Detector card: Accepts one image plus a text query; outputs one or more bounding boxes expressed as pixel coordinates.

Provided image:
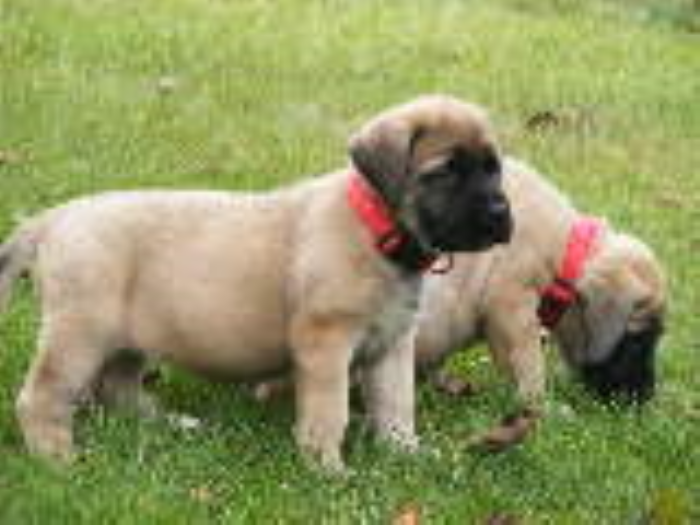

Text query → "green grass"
[1,0,699,522]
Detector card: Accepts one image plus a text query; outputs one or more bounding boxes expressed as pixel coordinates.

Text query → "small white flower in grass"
[552,401,575,420]
[0,150,23,165]
[167,413,202,431]
[156,76,178,95]
[189,486,215,504]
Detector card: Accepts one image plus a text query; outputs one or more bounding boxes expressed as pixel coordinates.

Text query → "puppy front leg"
[363,330,418,452]
[509,340,546,411]
[474,298,544,451]
[485,292,546,410]
[489,327,545,411]
[291,316,356,471]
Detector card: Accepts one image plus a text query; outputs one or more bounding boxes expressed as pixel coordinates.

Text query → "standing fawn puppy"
[0,95,512,469]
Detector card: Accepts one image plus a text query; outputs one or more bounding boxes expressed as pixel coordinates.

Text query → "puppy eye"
[632,296,658,317]
[628,315,664,336]
[482,152,501,174]
[422,168,454,184]
[628,296,665,333]
[633,298,649,312]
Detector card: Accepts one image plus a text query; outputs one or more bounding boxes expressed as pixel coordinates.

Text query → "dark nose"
[487,196,513,243]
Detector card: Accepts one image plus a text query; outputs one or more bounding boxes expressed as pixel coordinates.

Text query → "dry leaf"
[394,504,420,525]
[524,107,597,133]
[645,489,689,524]
[484,513,521,525]
[156,76,178,94]
[469,409,540,453]
[189,486,215,504]
[0,150,22,165]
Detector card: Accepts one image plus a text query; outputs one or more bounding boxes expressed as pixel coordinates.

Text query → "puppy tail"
[0,215,46,315]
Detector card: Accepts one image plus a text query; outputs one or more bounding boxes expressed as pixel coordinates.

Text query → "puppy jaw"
[348,95,511,253]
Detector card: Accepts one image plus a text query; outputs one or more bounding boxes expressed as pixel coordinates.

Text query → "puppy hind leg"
[94,351,158,418]
[471,305,544,452]
[429,367,479,397]
[16,320,113,462]
[415,335,479,397]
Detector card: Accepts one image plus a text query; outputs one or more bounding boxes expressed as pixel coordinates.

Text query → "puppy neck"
[345,171,441,273]
[537,216,606,329]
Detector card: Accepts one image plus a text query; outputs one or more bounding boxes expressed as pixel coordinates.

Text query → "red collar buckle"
[376,229,404,254]
[538,279,578,329]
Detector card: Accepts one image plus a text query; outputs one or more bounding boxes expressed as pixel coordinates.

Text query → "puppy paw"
[376,423,420,454]
[294,423,345,473]
[302,446,346,474]
[468,409,539,453]
[432,371,479,397]
[24,426,76,463]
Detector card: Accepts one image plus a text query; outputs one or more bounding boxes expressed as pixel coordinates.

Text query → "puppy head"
[349,95,512,253]
[554,233,666,403]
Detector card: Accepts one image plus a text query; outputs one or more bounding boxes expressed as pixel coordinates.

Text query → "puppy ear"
[577,238,659,362]
[348,117,423,207]
[579,273,637,363]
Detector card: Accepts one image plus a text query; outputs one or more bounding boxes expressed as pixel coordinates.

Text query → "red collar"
[537,217,604,329]
[346,172,452,273]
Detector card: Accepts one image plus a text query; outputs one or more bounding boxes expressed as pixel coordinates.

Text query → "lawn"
[1,0,699,522]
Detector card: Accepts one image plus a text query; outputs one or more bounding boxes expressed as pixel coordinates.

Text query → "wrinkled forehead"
[404,102,496,166]
[413,131,497,171]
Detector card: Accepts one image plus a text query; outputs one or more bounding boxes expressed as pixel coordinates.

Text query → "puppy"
[416,158,666,448]
[0,95,512,469]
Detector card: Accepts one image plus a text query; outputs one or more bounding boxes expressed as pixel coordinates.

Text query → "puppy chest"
[355,279,421,364]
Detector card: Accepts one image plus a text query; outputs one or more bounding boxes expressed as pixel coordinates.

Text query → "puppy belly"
[164,342,290,380]
[129,307,289,379]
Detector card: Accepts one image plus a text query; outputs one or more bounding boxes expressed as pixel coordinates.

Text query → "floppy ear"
[578,255,655,363]
[348,117,423,208]
[580,277,635,363]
